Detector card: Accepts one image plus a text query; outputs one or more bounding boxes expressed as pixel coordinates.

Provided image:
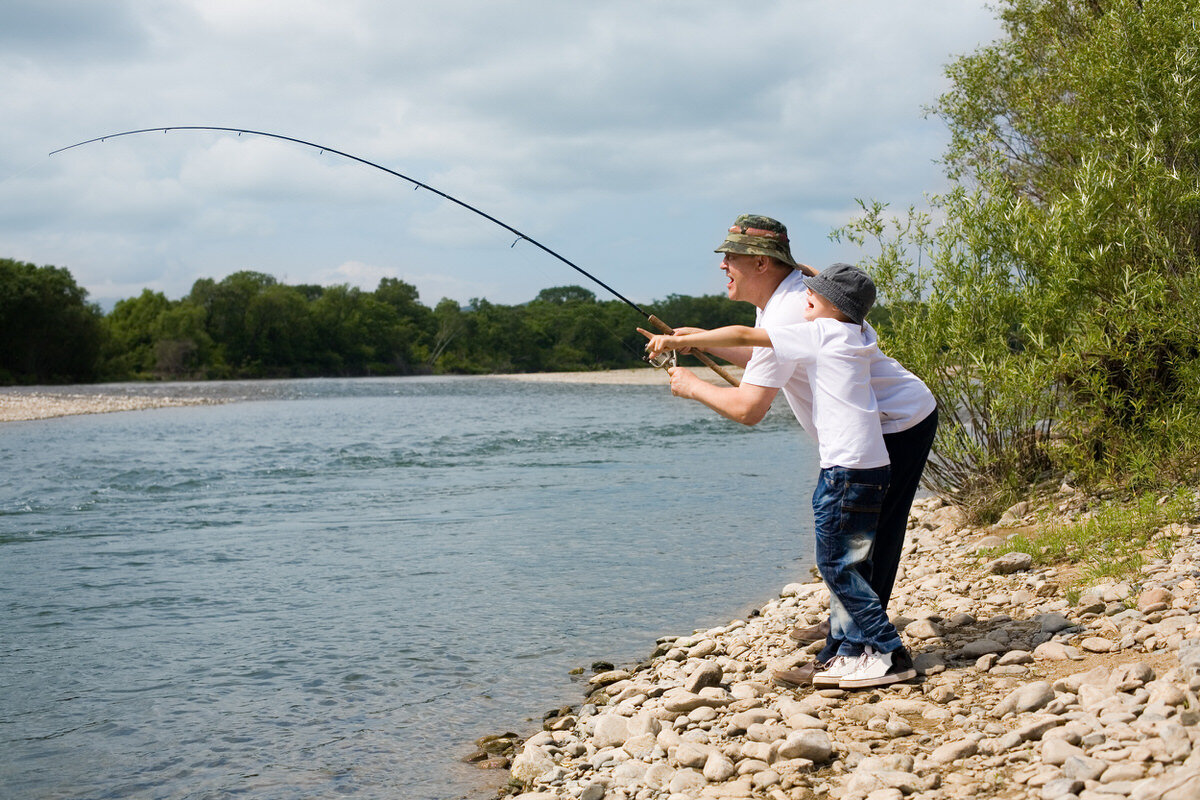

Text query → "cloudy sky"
[0,1,1001,310]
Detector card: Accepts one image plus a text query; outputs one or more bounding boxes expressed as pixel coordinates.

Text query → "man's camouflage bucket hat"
[715,214,810,273]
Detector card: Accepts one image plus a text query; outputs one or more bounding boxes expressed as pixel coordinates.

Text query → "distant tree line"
[0,258,756,384]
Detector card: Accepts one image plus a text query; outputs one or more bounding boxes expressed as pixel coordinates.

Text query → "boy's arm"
[669,326,754,368]
[639,325,771,355]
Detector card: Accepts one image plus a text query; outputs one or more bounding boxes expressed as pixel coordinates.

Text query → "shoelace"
[842,651,871,676]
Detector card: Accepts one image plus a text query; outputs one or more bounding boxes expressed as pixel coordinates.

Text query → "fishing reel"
[644,348,677,370]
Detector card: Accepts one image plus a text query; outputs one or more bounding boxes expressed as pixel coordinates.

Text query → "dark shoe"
[771,660,827,688]
[838,646,917,689]
[788,619,830,642]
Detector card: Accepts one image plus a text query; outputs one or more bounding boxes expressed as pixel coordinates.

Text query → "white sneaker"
[812,653,866,688]
[839,646,917,689]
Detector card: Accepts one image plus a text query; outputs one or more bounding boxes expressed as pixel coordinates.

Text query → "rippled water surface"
[0,376,817,799]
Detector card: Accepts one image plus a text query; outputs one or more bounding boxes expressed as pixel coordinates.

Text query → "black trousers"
[817,407,938,661]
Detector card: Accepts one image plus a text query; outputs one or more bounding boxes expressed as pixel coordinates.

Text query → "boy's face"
[803,288,841,322]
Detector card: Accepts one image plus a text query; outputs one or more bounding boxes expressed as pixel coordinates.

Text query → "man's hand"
[666,366,705,399]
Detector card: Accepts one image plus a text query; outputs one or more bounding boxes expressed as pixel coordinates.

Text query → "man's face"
[720,252,760,302]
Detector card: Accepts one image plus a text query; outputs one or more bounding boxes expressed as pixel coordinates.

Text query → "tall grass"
[989,489,1197,589]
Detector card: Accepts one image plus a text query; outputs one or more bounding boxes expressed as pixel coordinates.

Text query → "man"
[657,214,938,686]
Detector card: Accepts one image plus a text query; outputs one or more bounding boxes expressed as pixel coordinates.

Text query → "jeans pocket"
[840,481,885,514]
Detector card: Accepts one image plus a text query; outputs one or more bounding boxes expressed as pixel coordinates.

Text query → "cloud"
[318,259,398,289]
[0,1,1002,306]
[0,0,150,60]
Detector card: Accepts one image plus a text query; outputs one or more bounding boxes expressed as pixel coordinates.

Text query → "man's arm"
[667,367,778,426]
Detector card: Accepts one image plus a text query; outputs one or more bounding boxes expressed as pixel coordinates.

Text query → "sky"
[0,1,1003,310]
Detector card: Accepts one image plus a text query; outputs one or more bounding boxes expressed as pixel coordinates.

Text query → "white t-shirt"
[742,269,937,439]
[765,319,890,470]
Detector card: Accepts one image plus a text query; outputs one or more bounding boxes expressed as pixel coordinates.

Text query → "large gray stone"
[1061,755,1107,782]
[667,768,707,795]
[1042,736,1086,766]
[1129,767,1200,800]
[728,707,781,733]
[592,715,630,749]
[1040,778,1083,799]
[1034,641,1083,661]
[643,763,674,790]
[930,738,978,764]
[703,752,736,782]
[776,729,833,762]
[1037,612,1075,633]
[905,619,942,640]
[673,741,717,769]
[989,551,1034,574]
[662,688,723,713]
[511,744,557,785]
[1108,661,1155,692]
[994,681,1055,716]
[684,660,723,693]
[612,759,648,787]
[960,638,1007,658]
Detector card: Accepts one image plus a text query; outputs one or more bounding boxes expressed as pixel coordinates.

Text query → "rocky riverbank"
[491,491,1200,800]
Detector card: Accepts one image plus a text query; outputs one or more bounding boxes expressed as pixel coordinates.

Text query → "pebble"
[496,494,1200,800]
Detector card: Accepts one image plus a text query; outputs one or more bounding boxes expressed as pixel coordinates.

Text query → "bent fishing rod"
[50,126,739,387]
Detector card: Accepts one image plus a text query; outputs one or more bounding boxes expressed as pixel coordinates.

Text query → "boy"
[642,263,915,688]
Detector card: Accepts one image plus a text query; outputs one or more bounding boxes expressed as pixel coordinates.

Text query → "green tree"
[429,297,470,371]
[535,285,597,304]
[187,271,281,373]
[0,259,103,383]
[841,0,1200,517]
[155,302,212,378]
[374,277,434,371]
[245,283,314,375]
[103,289,172,378]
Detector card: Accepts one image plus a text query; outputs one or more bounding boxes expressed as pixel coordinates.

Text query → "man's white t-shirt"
[765,319,890,470]
[741,269,937,442]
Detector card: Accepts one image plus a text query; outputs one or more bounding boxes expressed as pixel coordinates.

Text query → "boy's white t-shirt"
[764,319,890,470]
[741,269,936,439]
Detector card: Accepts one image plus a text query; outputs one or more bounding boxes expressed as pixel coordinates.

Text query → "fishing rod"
[49,126,740,387]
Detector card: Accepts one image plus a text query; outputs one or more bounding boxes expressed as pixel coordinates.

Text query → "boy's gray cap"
[803,263,876,325]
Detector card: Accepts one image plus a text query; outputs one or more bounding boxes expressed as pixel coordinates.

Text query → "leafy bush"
[840,0,1200,518]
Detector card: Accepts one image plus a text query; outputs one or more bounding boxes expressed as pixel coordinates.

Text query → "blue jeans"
[818,409,938,662]
[812,464,902,656]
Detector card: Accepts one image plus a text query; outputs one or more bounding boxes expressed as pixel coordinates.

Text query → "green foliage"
[0,258,103,383]
[841,0,1200,517]
[990,489,1198,587]
[0,261,751,384]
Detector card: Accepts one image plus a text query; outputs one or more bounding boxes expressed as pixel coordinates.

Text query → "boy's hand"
[637,327,680,355]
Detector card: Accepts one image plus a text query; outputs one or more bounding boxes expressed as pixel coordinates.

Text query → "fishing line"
[49,125,739,385]
[504,233,650,365]
[1,155,52,187]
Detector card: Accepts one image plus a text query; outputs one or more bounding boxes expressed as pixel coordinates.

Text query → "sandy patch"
[0,392,218,422]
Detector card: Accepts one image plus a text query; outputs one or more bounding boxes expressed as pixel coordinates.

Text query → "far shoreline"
[0,367,744,422]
